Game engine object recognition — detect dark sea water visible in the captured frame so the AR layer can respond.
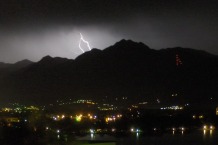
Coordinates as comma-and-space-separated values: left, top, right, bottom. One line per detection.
74, 130, 218, 145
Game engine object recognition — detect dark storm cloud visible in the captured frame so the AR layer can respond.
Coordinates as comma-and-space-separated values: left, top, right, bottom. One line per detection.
0, 0, 218, 62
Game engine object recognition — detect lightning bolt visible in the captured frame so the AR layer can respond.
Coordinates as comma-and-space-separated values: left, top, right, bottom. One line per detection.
78, 38, 85, 53
79, 33, 92, 53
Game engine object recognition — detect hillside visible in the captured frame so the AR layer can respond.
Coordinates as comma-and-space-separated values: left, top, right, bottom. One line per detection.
0, 40, 217, 108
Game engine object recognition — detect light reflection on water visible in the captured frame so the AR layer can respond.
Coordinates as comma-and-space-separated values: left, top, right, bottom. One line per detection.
203, 129, 214, 136
75, 130, 218, 145
91, 133, 95, 140
136, 132, 139, 139
210, 130, 213, 136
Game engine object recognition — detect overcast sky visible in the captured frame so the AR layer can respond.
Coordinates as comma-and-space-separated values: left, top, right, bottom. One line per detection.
0, 0, 218, 62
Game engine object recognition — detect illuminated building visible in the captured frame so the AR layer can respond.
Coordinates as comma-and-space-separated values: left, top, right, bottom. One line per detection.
160, 105, 183, 110
176, 54, 183, 66
216, 107, 218, 115
0, 117, 20, 123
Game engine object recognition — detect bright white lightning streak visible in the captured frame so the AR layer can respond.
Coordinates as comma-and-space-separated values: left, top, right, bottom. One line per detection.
78, 38, 85, 53
79, 33, 92, 53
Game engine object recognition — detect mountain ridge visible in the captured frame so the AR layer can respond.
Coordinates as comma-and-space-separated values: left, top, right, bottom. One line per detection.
0, 39, 217, 109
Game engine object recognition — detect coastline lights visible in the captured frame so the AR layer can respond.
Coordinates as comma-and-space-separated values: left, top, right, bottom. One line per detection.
203, 125, 215, 130
130, 128, 141, 133
160, 105, 183, 110
57, 129, 60, 134
203, 125, 215, 135
90, 129, 95, 134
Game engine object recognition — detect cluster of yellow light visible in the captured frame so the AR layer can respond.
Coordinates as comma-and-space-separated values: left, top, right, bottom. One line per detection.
76, 114, 83, 122
5, 117, 20, 123
193, 115, 204, 119
203, 125, 215, 136
105, 117, 116, 123
2, 108, 12, 112
1, 105, 40, 113
105, 114, 122, 123
161, 106, 183, 110
26, 106, 39, 111
130, 128, 140, 133
88, 114, 94, 119
52, 113, 97, 122
52, 114, 66, 121
117, 114, 122, 118
99, 108, 115, 111
139, 102, 148, 105
74, 100, 95, 104
203, 125, 215, 130
87, 101, 95, 105
132, 105, 138, 108
199, 115, 204, 119
14, 107, 22, 111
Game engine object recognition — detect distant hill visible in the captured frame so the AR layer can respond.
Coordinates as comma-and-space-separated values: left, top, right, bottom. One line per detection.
0, 59, 33, 79
0, 39, 217, 109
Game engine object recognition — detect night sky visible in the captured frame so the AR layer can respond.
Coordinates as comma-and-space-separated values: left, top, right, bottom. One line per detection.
0, 0, 218, 62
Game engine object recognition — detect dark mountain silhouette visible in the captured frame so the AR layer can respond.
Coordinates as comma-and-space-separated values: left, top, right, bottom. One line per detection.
0, 39, 217, 108
14, 59, 33, 68
0, 62, 11, 68
0, 59, 33, 79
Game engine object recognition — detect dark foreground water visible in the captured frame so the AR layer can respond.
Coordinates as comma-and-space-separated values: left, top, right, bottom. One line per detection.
74, 130, 218, 145
2, 129, 218, 145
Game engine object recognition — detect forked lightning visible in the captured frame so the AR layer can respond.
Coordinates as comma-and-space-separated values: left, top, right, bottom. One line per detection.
79, 33, 91, 53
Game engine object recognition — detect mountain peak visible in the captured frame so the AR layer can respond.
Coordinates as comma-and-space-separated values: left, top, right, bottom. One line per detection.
113, 39, 149, 48
15, 59, 33, 65
38, 55, 72, 67
75, 48, 102, 61
40, 55, 53, 61
103, 39, 151, 55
